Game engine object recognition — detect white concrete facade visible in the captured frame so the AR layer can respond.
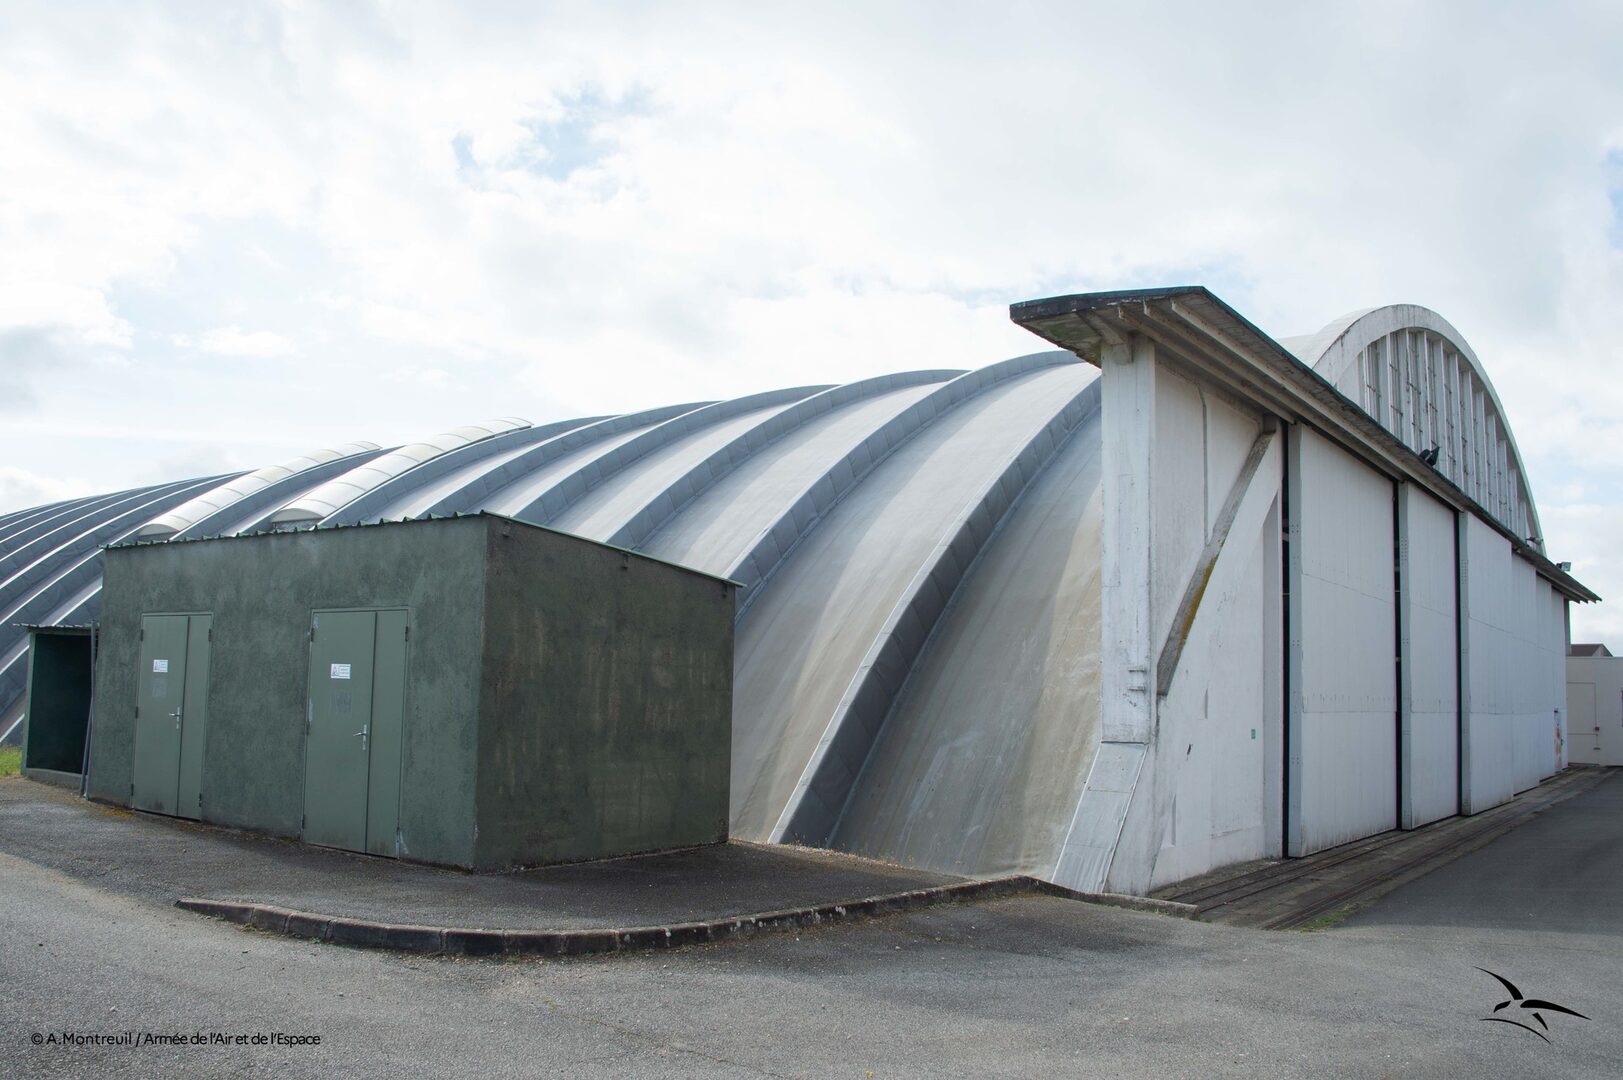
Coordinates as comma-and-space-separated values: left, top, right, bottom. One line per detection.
1568, 654, 1623, 766
1013, 287, 1592, 890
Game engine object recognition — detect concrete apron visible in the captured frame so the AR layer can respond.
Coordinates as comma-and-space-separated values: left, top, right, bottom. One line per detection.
176, 881, 1198, 959
1157, 765, 1614, 928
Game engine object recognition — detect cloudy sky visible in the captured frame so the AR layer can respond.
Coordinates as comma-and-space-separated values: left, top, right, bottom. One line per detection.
2, 1, 1620, 637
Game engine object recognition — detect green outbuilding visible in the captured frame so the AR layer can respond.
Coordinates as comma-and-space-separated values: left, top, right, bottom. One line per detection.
84, 513, 735, 870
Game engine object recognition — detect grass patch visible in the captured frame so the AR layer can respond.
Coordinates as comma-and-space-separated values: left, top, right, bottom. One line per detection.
0, 746, 21, 778
1296, 906, 1358, 932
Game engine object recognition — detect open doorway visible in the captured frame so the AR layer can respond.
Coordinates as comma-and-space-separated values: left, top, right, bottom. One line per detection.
22, 626, 96, 783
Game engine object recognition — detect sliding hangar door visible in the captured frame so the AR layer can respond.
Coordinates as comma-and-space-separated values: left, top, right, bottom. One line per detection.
1011, 290, 1588, 889
1286, 430, 1468, 856
1287, 427, 1398, 855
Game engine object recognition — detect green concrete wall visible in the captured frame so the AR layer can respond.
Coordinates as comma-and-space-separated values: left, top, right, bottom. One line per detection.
88, 513, 734, 870
475, 520, 734, 867
88, 518, 486, 865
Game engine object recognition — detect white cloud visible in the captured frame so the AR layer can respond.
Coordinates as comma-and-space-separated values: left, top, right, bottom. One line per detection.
0, 466, 94, 511
1542, 498, 1623, 645
172, 326, 295, 358
0, 1, 1621, 638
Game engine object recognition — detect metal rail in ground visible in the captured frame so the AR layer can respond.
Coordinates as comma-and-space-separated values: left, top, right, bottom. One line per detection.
1156, 766, 1613, 929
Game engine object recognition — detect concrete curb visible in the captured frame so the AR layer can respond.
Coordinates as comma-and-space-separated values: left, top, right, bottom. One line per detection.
176, 874, 1198, 957
1027, 880, 1203, 920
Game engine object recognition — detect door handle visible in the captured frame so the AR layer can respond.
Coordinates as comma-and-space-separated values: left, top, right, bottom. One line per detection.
170, 707, 183, 729
353, 725, 369, 750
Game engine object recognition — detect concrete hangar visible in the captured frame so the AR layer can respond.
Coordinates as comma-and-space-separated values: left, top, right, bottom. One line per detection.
1, 287, 1595, 894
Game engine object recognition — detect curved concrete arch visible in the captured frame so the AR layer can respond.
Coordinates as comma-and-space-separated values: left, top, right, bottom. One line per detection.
773, 375, 1103, 845
1276, 307, 1377, 368
726, 361, 1093, 841
1291, 304, 1541, 542
0, 504, 41, 530
0, 487, 162, 556
0, 473, 233, 722
0, 475, 235, 600
728, 351, 1078, 614
0, 474, 232, 623
136, 443, 383, 540
265, 418, 532, 529
28, 575, 107, 634
0, 502, 44, 533
506, 386, 829, 528
0, 499, 70, 538
176, 447, 394, 539
830, 400, 1107, 877
0, 478, 237, 739
0, 491, 130, 547
364, 418, 612, 522
0, 571, 105, 740
547, 396, 845, 543
423, 402, 713, 518
634, 380, 954, 576
320, 417, 600, 527
603, 370, 962, 552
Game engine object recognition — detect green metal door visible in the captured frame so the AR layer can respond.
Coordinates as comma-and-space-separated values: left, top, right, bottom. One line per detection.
133, 615, 188, 814
175, 615, 212, 820
133, 614, 211, 816
366, 609, 408, 856
303, 610, 377, 851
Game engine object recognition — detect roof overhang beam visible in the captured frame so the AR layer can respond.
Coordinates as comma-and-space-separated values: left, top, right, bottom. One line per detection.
1010, 287, 1599, 603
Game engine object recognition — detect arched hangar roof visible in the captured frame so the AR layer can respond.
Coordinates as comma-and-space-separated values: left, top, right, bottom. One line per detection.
0, 292, 1587, 886
2, 355, 1111, 883
1280, 304, 1542, 544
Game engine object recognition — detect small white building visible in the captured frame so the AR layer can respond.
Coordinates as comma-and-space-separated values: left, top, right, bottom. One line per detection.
1568, 645, 1622, 766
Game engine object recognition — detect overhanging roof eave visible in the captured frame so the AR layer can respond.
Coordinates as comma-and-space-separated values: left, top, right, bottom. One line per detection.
1010, 288, 1600, 604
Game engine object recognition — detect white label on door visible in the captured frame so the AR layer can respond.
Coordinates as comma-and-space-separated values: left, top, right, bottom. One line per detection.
152, 659, 169, 673
331, 663, 352, 680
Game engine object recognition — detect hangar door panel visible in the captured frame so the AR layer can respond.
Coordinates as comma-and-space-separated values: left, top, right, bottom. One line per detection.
1291, 429, 1397, 855
1400, 487, 1458, 829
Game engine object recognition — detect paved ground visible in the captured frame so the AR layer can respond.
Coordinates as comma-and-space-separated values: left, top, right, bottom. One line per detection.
0, 780, 956, 930
4, 772, 1621, 1078
1156, 766, 1612, 928
1340, 768, 1623, 939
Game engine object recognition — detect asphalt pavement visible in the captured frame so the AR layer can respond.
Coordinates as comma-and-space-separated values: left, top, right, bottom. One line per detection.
0, 779, 959, 932
3, 771, 1621, 1078
1340, 768, 1623, 939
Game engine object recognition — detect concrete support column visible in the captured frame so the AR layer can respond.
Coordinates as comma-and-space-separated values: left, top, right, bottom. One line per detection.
1100, 335, 1156, 745
1456, 510, 1477, 814
1283, 424, 1306, 857
1054, 334, 1158, 892
1397, 482, 1414, 829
